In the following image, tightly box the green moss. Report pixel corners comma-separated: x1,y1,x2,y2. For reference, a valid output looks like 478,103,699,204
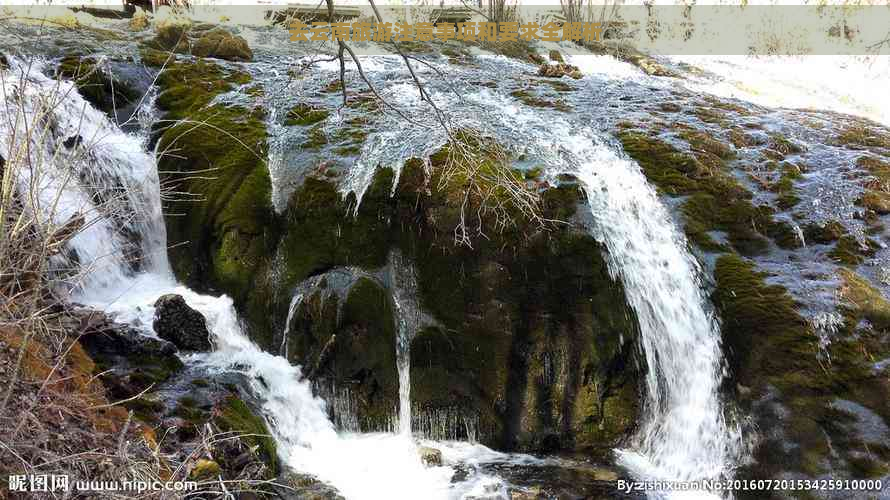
172,400,207,424
538,79,574,92
322,79,342,93
154,59,278,349
126,397,165,423
302,124,329,149
857,156,890,187
701,96,752,115
838,269,890,331
155,23,190,50
284,103,330,126
678,130,735,160
215,396,278,476
472,39,541,64
803,220,845,244
140,47,170,67
694,107,729,126
828,235,879,266
126,354,184,390
617,131,704,195
715,253,890,478
767,133,805,159
191,28,253,61
835,124,890,149
857,190,890,215
771,162,802,210
510,89,571,112
729,128,759,148
714,254,811,387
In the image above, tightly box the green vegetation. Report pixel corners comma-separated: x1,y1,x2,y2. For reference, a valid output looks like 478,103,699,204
284,103,330,126
510,89,571,112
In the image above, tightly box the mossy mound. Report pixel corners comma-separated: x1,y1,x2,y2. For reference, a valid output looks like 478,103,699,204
510,89,571,112
56,55,138,116
284,103,330,126
837,269,890,332
828,234,880,266
273,148,639,452
537,63,581,80
834,122,890,150
289,277,399,430
858,190,890,214
149,21,191,53
192,28,253,62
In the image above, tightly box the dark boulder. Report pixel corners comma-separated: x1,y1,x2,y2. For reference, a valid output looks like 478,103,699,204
153,294,212,351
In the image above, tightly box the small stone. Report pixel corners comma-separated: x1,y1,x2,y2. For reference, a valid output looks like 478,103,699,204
548,50,564,63
418,446,442,467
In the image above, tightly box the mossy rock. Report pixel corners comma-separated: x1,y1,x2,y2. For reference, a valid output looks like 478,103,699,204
857,190,890,215
284,103,330,127
148,21,191,53
716,254,890,482
192,28,253,61
510,89,571,111
270,139,639,450
803,220,846,244
214,396,278,476
837,269,890,331
828,235,879,266
618,131,800,254
835,123,890,150
286,276,399,432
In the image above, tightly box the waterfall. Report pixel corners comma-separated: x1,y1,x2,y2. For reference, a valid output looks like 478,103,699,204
388,250,422,437
565,134,742,487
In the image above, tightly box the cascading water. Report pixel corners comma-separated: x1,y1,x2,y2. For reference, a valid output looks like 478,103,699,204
388,250,422,437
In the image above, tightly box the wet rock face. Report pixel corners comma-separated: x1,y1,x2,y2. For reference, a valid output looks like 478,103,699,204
153,294,212,351
150,60,639,453
273,164,641,453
